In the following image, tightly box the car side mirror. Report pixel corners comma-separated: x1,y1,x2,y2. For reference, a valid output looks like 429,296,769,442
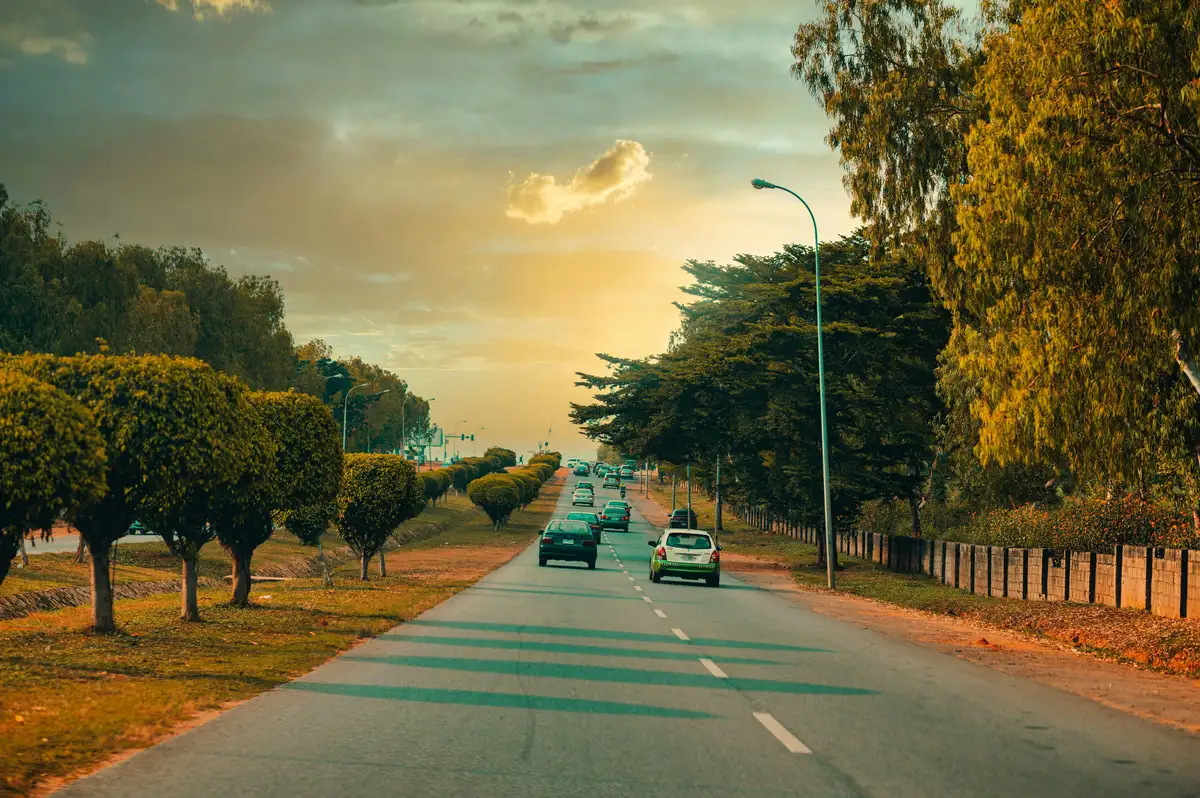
647,540,656,547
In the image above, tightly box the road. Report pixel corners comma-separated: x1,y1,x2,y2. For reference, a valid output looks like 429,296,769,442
59,475,1200,797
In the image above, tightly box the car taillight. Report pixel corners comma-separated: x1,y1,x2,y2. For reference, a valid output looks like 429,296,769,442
582,539,596,547
710,549,720,563
542,536,554,544
656,546,666,558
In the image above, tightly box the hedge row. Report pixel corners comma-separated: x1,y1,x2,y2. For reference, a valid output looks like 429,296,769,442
467,452,562,529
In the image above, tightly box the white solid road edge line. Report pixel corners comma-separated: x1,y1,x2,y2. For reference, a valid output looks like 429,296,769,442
654,608,667,618
671,627,690,641
753,712,812,754
699,658,728,679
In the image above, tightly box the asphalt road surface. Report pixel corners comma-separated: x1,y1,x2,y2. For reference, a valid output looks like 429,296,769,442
58,476,1200,797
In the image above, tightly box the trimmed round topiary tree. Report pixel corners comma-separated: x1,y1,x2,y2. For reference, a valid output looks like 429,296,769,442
0,371,107,587
336,454,420,580
467,474,521,530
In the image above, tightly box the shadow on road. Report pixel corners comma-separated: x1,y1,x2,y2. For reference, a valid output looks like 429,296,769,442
387,634,785,665
282,681,717,717
342,654,873,695
404,619,833,652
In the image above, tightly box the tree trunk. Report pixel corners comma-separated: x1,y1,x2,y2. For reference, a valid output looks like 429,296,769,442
378,549,387,577
316,540,333,588
18,534,29,568
909,493,923,538
816,530,826,567
1173,329,1200,395
89,541,116,633
180,554,200,622
714,459,723,533
73,534,87,564
360,553,370,581
230,549,253,607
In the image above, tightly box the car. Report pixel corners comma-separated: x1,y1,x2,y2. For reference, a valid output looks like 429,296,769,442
571,489,594,507
604,499,631,516
624,460,637,469
619,466,634,478
648,529,721,586
539,519,597,568
127,521,153,536
668,508,698,529
603,473,621,489
574,464,589,476
598,504,630,532
575,481,595,493
566,511,603,542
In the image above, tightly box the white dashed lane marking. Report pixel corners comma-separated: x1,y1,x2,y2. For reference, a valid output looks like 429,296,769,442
671,628,690,641
699,658,728,678
634,586,643,592
753,713,812,754
654,609,667,619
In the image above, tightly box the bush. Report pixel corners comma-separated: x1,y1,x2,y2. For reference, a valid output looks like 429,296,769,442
447,464,472,493
336,454,421,580
484,447,517,468
946,495,1197,551
0,371,107,586
467,474,521,529
508,470,541,507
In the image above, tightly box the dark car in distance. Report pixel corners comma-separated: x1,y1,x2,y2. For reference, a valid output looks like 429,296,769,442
566,511,603,542
539,519,597,568
668,508,698,529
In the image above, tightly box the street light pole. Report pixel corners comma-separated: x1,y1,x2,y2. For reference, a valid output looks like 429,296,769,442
342,383,371,453
751,177,835,588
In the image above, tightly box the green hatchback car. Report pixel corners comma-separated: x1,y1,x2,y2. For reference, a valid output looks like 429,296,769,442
539,519,597,568
648,529,720,586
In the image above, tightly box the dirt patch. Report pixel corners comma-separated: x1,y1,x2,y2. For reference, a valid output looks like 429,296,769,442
730,563,1200,735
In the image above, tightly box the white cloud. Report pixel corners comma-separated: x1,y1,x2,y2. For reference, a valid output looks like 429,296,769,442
506,139,651,225
18,35,88,64
154,0,270,21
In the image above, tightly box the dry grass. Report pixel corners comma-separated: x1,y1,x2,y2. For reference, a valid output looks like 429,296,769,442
0,478,563,796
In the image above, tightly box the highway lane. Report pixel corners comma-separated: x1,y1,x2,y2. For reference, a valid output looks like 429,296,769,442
58,472,1200,797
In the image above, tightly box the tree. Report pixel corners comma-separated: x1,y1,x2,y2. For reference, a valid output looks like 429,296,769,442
286,500,338,587
0,354,264,631
215,392,343,606
949,0,1200,522
335,454,420,580
508,470,541,508
139,371,271,622
0,371,106,586
467,474,521,530
484,447,517,468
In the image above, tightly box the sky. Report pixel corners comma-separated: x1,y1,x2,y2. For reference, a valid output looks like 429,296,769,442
0,0,863,461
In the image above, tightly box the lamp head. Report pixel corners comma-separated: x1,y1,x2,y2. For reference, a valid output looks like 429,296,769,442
750,178,775,190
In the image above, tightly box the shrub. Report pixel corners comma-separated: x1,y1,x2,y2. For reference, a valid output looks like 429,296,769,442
336,454,420,580
1,353,262,632
214,391,342,606
948,495,1197,551
467,474,521,529
484,447,517,467
508,471,541,507
448,464,472,493
0,371,106,586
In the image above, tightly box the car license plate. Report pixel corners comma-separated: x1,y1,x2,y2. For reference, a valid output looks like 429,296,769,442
561,538,573,545
681,554,696,561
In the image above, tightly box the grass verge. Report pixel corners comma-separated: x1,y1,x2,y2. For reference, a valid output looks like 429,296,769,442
718,529,1200,678
644,479,759,536
0,477,563,796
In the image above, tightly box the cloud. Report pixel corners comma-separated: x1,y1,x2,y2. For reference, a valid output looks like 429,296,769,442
548,12,635,44
555,53,678,75
17,35,89,64
154,0,270,20
506,140,652,225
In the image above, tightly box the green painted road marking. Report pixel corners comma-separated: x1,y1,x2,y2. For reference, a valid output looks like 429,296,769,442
390,635,786,665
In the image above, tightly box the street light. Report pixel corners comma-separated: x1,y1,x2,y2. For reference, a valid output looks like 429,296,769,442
752,177,836,589
342,384,389,453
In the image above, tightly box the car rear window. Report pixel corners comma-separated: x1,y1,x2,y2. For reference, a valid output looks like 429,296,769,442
666,533,712,549
545,520,590,539
567,512,597,522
